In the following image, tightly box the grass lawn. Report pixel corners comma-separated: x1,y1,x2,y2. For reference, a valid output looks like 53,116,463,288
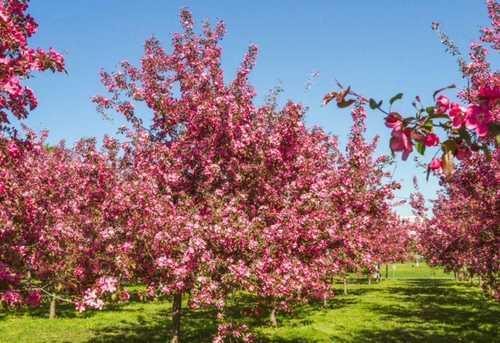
0,264,498,343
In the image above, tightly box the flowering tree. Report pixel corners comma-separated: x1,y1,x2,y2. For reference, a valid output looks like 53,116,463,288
0,0,65,137
94,9,395,341
235,103,343,325
330,105,409,287
417,151,499,298
0,133,127,316
93,10,280,341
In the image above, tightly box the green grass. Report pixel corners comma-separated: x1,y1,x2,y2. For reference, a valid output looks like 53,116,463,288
0,264,498,343
380,262,453,279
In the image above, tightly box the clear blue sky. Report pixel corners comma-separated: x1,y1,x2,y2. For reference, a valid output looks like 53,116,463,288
24,0,493,216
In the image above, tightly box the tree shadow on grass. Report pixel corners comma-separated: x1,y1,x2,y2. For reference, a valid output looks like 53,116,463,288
339,325,498,343
0,301,80,320
85,292,358,343
346,279,499,343
87,307,218,343
0,299,153,321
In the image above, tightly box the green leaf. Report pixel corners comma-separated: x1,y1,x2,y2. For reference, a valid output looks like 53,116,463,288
458,129,473,144
429,114,449,120
432,84,456,100
415,141,426,155
389,93,403,105
441,140,457,154
425,106,435,115
338,99,356,108
488,123,500,136
369,98,378,110
422,119,434,131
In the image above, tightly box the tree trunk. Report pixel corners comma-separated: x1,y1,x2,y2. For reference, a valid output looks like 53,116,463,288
270,306,278,327
368,276,371,285
49,294,56,319
385,264,389,280
170,292,182,343
323,294,328,307
343,277,348,295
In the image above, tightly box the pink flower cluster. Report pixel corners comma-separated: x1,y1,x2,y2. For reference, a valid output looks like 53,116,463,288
75,277,119,312
385,113,441,161
436,94,494,137
0,0,65,135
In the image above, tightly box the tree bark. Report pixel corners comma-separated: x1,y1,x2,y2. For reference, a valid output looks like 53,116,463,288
343,277,348,295
385,264,389,280
49,294,56,319
170,292,182,343
270,306,278,327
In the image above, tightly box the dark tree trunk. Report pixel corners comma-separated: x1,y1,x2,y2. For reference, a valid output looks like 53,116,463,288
170,292,182,343
343,277,348,295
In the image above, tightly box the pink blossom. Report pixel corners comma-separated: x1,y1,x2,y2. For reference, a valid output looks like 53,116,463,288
73,266,85,280
97,276,117,294
436,95,451,113
75,301,86,313
428,158,442,172
25,290,42,307
424,133,440,147
119,290,130,301
384,112,403,131
455,147,472,161
465,105,490,137
82,289,104,310
390,128,413,160
448,104,465,129
1,290,22,307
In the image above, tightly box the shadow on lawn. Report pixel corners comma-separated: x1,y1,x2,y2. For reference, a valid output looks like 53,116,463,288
342,279,499,343
0,301,80,320
0,300,146,321
85,293,357,343
87,307,218,343
4,279,496,342
85,293,268,343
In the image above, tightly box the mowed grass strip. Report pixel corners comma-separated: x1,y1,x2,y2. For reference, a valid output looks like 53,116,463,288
0,264,497,343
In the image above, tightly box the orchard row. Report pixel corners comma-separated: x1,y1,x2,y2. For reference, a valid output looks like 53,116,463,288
1,1,499,342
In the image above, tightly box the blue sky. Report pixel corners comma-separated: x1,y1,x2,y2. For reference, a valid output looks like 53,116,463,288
24,1,493,216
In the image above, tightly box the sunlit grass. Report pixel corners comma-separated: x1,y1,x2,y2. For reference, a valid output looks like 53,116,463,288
0,264,497,343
